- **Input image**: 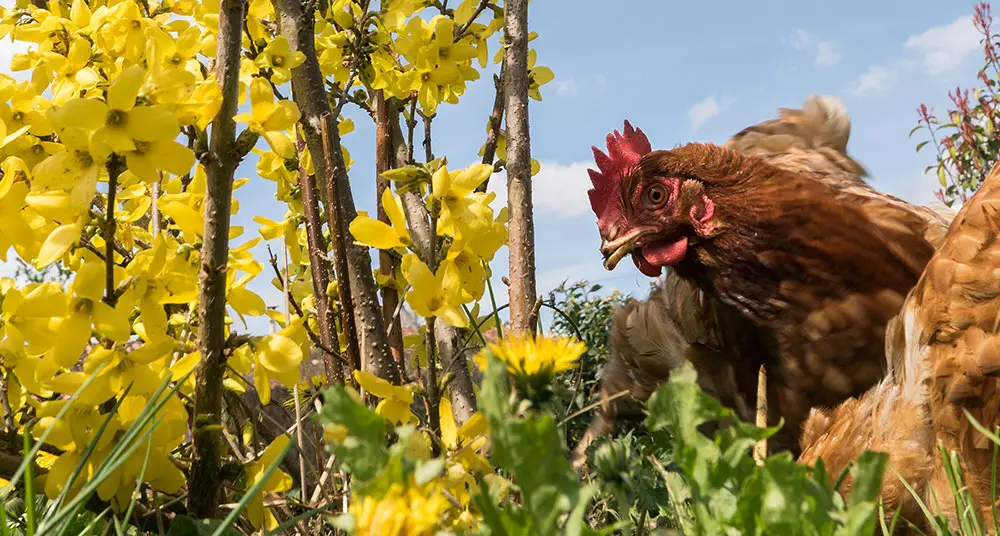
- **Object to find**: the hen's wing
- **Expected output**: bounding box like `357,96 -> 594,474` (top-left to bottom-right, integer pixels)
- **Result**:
724,95 -> 949,440
800,163 -> 1000,530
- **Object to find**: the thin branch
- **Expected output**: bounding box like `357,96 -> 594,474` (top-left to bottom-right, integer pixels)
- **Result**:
406,98 -> 417,164
151,177 -> 162,236
425,316 -> 441,456
187,0 -> 246,519
476,69 -> 505,193
422,112 -> 434,162
454,0 -> 492,41
293,131 -> 346,384
376,92 -> 406,374
320,116 -> 365,377
274,0 -> 399,383
265,244 -> 347,365
104,156 -> 122,306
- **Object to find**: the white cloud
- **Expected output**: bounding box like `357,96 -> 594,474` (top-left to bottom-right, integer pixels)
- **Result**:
852,65 -> 897,96
688,96 -> 721,131
815,41 -> 841,66
554,79 -> 579,98
904,15 -> 980,75
788,29 -> 814,50
787,29 -> 841,67
487,160 -> 596,219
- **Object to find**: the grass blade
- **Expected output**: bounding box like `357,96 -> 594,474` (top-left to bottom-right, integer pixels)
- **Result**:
22,433 -> 34,536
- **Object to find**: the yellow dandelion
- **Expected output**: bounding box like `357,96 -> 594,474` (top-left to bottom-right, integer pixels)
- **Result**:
474,334 -> 586,379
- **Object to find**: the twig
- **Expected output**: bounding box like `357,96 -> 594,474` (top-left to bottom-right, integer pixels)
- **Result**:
294,130 -> 345,384
0,371 -> 15,435
308,453 -> 338,505
104,156 -> 123,306
424,196 -> 442,454
187,0 -> 245,518
151,177 -> 162,236
280,239 -> 310,496
454,0 -> 491,40
319,116 -> 366,377
422,112 -> 434,162
754,364 -> 768,466
558,389 -> 630,427
265,244 -> 346,365
275,0 -> 400,385
475,69 -> 505,193
375,92 -> 406,374
406,98 -> 417,164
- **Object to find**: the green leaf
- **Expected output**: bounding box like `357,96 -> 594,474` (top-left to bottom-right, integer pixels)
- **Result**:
475,352 -> 593,535
413,458 -> 445,486
314,386 -> 389,483
916,140 -> 930,152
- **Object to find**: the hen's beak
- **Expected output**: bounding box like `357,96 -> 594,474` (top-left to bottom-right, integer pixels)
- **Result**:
600,227 -> 654,270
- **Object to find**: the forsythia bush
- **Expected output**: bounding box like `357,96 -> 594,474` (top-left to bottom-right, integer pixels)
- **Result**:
0,0 -> 555,531
0,0 -> 902,533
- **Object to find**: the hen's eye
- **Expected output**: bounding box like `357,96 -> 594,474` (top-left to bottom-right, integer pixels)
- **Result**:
644,184 -> 668,207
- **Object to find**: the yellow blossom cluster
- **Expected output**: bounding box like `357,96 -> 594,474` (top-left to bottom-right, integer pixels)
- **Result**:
350,163 -> 507,329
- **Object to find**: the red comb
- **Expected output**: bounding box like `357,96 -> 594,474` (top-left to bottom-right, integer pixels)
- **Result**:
588,120 -> 652,237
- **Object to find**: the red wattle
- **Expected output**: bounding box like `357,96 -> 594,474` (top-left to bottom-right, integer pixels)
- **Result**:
642,238 -> 689,267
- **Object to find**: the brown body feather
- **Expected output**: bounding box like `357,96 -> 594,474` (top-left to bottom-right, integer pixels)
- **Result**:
575,96 -> 950,463
799,162 -> 1000,532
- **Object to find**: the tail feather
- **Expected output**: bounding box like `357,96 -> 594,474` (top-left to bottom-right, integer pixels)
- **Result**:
725,94 -> 869,181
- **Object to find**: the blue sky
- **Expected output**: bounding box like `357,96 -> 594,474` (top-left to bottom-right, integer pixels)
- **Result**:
0,0 -> 989,332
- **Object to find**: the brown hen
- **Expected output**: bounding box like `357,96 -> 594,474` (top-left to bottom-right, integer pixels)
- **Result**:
574,96 -> 951,462
799,161 -> 1000,531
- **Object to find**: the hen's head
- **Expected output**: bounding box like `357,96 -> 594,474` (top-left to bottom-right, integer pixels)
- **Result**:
589,123 -> 723,278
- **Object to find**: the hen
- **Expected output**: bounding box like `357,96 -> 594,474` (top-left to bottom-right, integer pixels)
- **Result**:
574,96 -> 951,461
798,162 -> 1000,530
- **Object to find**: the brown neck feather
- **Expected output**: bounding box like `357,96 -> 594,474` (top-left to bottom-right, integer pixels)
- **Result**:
647,144 -> 930,325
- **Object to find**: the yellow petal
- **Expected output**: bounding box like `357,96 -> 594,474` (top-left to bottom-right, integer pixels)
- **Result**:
108,66 -> 145,112
255,365 -> 271,405
171,351 -> 201,379
255,334 -> 302,375
353,369 -> 396,400
457,412 -> 488,443
56,99 -> 108,131
439,398 -> 457,448
229,286 -> 266,316
36,222 -> 83,269
348,216 -> 403,249
381,188 -> 408,241
149,141 -> 195,177
128,106 -> 179,142
129,338 -> 176,364
91,302 -> 131,341
48,312 -> 92,369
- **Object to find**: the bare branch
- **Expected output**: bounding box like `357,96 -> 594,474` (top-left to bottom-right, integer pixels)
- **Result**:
274,0 -> 400,383
503,0 -> 538,336
104,156 -> 123,307
294,132 -> 346,384
188,0 -> 246,518
475,69 -> 505,193
376,92 -> 406,374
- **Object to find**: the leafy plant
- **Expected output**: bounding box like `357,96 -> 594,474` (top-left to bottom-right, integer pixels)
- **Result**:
642,363 -> 888,536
